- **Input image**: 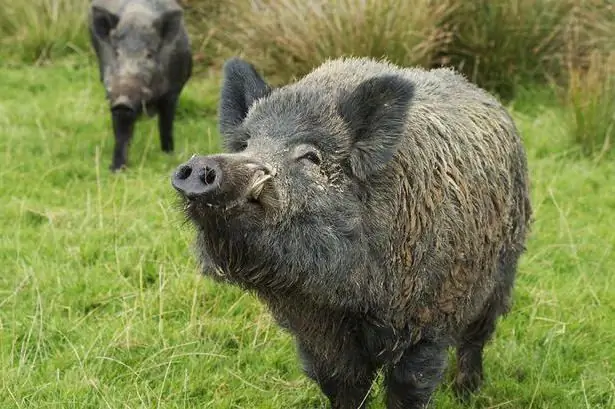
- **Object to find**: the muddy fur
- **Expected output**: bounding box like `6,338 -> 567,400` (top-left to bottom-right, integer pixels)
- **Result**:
88,0 -> 192,171
175,56 -> 533,409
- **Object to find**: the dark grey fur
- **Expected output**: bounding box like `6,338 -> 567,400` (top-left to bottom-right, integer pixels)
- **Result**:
171,56 -> 533,409
88,0 -> 193,171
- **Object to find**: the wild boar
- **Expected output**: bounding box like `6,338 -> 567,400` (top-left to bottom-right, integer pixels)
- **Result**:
171,57 -> 533,409
88,0 -> 193,172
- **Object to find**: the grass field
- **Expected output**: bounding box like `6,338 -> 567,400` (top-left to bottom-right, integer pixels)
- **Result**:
1,58 -> 614,409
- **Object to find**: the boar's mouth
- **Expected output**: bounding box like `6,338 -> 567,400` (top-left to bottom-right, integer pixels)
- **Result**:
194,173 -> 276,213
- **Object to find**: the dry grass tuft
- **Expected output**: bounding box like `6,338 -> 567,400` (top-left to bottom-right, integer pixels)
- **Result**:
0,0 -> 91,63
559,2 -> 615,157
565,51 -> 615,158
208,0 -> 459,85
444,0 -> 574,100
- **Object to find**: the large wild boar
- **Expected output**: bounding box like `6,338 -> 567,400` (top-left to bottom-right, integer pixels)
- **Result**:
88,0 -> 193,172
171,57 -> 533,409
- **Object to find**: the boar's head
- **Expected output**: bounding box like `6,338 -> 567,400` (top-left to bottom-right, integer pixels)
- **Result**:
172,58 -> 414,300
90,2 -> 184,117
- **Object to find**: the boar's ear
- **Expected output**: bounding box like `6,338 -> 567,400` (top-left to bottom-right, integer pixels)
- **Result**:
91,6 -> 119,40
156,9 -> 183,42
218,58 -> 273,151
337,75 -> 414,181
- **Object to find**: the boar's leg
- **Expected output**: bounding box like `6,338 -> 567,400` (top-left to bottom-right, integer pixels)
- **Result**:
110,111 -> 136,172
297,343 -> 376,409
453,248 -> 519,401
452,298 -> 499,401
157,92 -> 179,154
384,339 -> 448,409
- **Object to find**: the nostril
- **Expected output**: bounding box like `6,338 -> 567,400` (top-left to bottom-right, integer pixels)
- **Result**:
176,165 -> 192,180
200,166 -> 217,185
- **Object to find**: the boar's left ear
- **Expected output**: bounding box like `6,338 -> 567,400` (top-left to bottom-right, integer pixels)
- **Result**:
91,6 -> 119,40
218,58 -> 273,150
156,9 -> 183,42
337,75 -> 414,181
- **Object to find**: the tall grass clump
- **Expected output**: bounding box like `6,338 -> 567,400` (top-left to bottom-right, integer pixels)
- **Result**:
561,2 -> 615,158
210,0 -> 459,85
178,0 -> 225,68
444,0 -> 574,100
565,51 -> 615,158
564,0 -> 615,63
0,0 -> 91,64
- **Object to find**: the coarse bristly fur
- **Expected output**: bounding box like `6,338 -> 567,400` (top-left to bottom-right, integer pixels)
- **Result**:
88,0 -> 193,172
173,56 -> 533,409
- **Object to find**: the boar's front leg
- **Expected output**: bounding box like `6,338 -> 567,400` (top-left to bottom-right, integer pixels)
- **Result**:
385,339 -> 448,409
157,92 -> 179,154
110,110 -> 136,172
297,342 -> 376,409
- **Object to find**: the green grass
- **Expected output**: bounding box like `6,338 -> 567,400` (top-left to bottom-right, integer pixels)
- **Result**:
1,59 -> 614,409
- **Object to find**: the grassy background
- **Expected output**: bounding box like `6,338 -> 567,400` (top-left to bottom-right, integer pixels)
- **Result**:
1,0 -> 615,408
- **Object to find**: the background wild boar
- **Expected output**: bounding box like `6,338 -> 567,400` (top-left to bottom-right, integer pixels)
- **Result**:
171,57 -> 533,409
88,0 -> 193,172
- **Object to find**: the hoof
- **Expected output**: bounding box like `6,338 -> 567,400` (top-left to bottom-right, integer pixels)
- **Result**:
109,163 -> 127,173
452,372 -> 483,402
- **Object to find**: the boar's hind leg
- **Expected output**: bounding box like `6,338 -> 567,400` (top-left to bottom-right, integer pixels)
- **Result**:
157,92 -> 179,154
384,340 -> 448,409
452,298 -> 499,401
453,249 -> 520,401
297,343 -> 376,409
110,112 -> 136,172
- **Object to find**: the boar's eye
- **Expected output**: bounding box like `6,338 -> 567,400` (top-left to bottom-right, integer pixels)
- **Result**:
293,145 -> 322,167
300,151 -> 321,166
235,141 -> 248,152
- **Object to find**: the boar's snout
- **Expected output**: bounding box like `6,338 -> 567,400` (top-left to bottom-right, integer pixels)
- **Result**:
172,155 -> 276,205
172,156 -> 221,200
110,96 -> 139,120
